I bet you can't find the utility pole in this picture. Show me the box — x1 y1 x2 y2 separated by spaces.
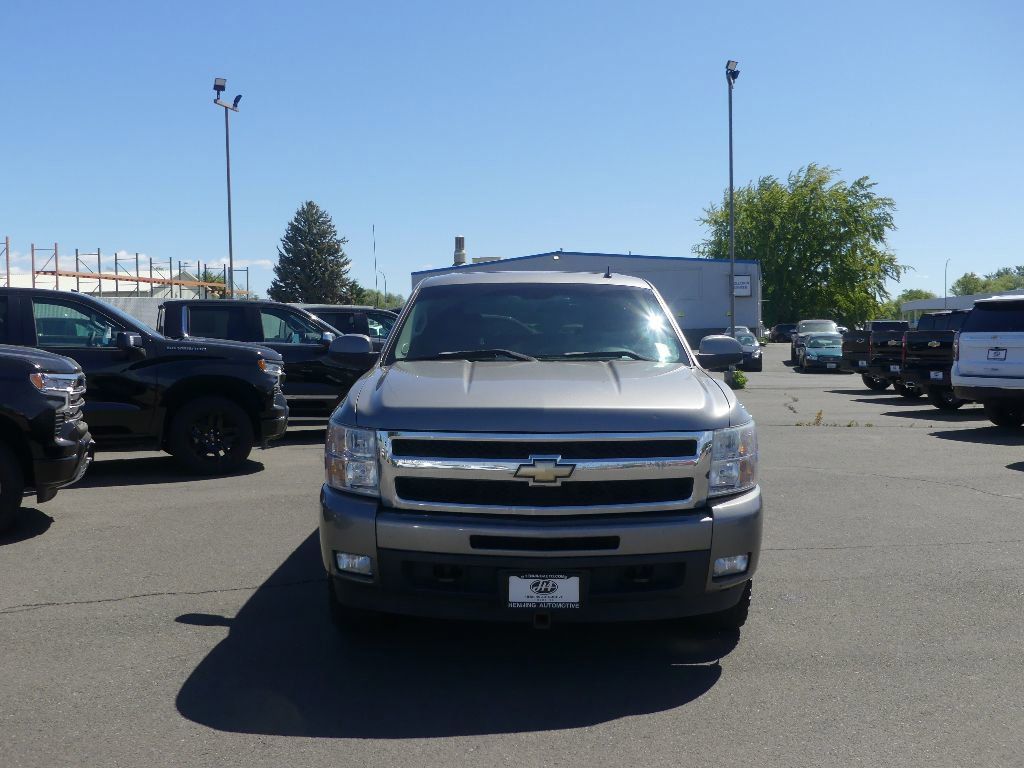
726 60 740 335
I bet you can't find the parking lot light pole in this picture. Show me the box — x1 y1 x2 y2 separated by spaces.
944 258 951 309
213 78 242 298
377 270 388 306
726 60 740 335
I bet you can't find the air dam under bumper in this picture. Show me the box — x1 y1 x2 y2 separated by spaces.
319 485 762 623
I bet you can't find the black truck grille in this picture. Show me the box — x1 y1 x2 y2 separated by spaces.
394 478 693 507
390 438 698 460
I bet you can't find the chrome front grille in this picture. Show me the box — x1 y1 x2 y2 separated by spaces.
54 379 86 438
378 431 712 516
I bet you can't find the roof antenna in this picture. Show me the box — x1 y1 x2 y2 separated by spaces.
604 265 612 279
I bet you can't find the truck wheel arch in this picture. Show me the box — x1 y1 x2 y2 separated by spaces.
160 377 264 447
0 416 33 487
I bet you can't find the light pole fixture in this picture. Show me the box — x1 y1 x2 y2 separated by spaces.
726 59 740 335
944 258 951 308
377 269 388 307
213 77 242 298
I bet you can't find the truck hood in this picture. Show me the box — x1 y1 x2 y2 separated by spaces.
346 360 747 432
0 344 81 374
154 337 283 362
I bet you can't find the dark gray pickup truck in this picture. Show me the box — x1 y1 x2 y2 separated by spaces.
902 310 969 410
320 271 762 632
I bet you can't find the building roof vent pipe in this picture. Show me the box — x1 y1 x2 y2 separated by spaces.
454 236 467 266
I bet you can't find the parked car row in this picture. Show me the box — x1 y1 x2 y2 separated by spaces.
0 287 396 531
837 298 1024 427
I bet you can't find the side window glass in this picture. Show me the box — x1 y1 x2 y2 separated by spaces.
188 307 245 340
369 313 396 338
260 309 321 344
323 312 357 334
33 299 120 348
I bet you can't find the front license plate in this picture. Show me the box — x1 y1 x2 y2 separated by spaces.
930 370 944 381
988 348 1007 361
826 363 837 369
508 575 580 609
890 364 900 373
858 360 868 367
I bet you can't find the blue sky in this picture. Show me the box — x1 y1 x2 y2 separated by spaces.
2 0 1021 299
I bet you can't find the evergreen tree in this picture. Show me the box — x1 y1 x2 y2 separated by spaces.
268 201 354 302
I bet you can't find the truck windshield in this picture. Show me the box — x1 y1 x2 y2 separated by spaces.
388 282 689 364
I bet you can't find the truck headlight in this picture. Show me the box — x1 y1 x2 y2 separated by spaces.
325 423 379 497
708 421 758 497
30 372 81 396
258 359 284 378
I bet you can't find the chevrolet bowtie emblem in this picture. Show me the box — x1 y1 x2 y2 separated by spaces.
928 340 940 348
514 456 576 486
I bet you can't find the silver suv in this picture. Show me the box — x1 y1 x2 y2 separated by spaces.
319 271 763 630
952 295 1024 427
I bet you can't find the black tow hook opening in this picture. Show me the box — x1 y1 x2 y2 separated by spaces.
533 612 551 630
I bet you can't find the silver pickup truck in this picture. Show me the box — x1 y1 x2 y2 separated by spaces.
319 271 763 631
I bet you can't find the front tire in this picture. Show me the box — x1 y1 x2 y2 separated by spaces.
983 401 1024 428
862 374 889 391
927 387 965 411
167 396 255 475
702 580 752 631
0 442 26 534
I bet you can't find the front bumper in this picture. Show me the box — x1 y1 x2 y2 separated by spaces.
260 391 289 444
33 429 94 503
802 356 844 371
318 485 763 623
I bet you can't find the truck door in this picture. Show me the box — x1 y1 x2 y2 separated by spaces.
28 294 157 443
257 306 345 408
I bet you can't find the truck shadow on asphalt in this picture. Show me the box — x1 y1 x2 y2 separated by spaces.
930 427 1024 446
74 456 265 488
879 407 986 423
175 532 736 738
0 508 53 546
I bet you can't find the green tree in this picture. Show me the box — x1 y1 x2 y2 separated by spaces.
349 282 405 308
874 288 937 318
694 164 907 326
950 272 986 296
268 201 354 303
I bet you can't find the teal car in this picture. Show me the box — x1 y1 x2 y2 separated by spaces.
798 333 845 372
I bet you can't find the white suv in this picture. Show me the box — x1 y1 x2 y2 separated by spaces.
952 296 1024 427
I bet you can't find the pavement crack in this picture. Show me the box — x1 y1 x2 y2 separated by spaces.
0 576 323 615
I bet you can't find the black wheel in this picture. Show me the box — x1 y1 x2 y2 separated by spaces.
927 387 965 411
983 401 1024 428
894 381 924 399
790 347 797 363
0 442 25 534
862 374 889 391
702 580 752 631
167 396 255 475
749 359 763 372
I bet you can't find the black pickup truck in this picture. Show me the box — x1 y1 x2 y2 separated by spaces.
901 310 969 410
0 288 288 475
842 320 911 393
0 344 94 532
158 299 379 416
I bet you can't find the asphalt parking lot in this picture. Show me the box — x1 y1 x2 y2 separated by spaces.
2 343 1022 768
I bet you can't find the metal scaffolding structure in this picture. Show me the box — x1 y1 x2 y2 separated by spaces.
1 238 251 296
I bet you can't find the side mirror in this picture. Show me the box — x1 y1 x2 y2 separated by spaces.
697 335 743 371
320 331 337 347
327 334 378 370
116 331 144 351
329 334 373 355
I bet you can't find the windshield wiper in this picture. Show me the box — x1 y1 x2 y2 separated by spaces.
404 348 537 362
549 350 655 361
